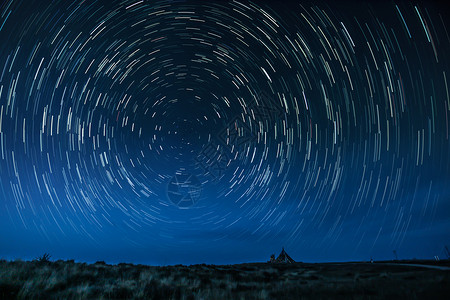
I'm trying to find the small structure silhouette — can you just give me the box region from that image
[393,250,398,261]
[269,254,276,263]
[270,247,295,263]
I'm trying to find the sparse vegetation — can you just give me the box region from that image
[34,253,51,263]
[0,259,449,299]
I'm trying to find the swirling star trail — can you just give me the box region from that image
[0,0,449,264]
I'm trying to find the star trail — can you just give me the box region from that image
[0,0,449,264]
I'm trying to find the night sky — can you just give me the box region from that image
[0,0,449,266]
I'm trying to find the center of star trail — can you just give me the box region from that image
[0,0,448,264]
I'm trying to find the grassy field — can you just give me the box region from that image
[0,258,449,299]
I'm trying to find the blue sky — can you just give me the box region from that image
[0,0,449,265]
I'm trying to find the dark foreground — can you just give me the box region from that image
[1,259,449,299]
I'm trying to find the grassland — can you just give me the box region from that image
[0,258,449,299]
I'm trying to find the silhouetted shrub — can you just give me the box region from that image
[34,253,51,263]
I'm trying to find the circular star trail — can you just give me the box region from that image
[0,0,449,261]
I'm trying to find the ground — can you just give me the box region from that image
[0,259,449,299]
